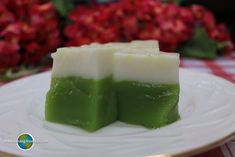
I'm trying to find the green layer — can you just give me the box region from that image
[45,75,117,132]
[116,81,180,129]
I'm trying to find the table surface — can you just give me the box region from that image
[0,53,235,157]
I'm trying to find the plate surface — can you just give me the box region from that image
[0,69,234,157]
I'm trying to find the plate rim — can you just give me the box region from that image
[0,133,234,157]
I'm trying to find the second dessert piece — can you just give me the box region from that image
[114,52,180,128]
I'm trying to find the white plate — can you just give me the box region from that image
[0,69,234,157]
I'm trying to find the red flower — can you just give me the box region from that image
[0,6,16,30]
[122,16,138,41]
[20,22,36,41]
[0,0,61,72]
[23,42,41,64]
[0,23,22,44]
[0,41,20,71]
[64,0,233,54]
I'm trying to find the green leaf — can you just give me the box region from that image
[179,27,218,59]
[50,0,75,17]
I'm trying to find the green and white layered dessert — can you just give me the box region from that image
[114,53,180,128]
[45,40,180,132]
[45,47,117,132]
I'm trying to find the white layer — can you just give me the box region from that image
[114,53,179,84]
[81,40,159,54]
[52,47,113,79]
[104,40,159,53]
[131,40,159,51]
[52,41,161,79]
[116,48,157,55]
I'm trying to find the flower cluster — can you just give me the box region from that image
[190,5,234,54]
[64,0,233,53]
[0,0,61,72]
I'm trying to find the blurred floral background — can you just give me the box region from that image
[0,0,234,80]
